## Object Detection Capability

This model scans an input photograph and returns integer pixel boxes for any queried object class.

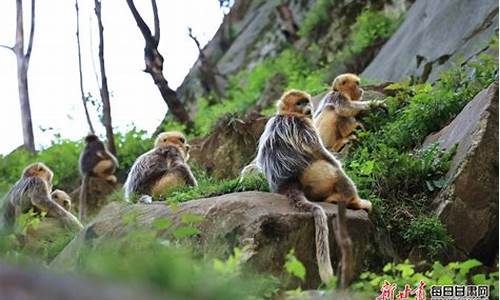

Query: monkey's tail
[333,200,354,288]
[281,184,333,285]
[79,175,89,222]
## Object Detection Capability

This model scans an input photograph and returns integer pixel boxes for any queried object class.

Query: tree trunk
[94,0,116,154]
[16,60,35,153]
[76,0,94,134]
[12,0,36,153]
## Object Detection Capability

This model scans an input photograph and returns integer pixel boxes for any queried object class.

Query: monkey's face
[277,90,313,118]
[23,163,54,189]
[333,74,363,101]
[51,190,72,211]
[155,131,191,160]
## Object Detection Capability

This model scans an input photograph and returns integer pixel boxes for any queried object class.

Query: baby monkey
[0,163,83,231]
[124,131,198,203]
[314,73,385,152]
[79,134,118,221]
[51,189,72,212]
[256,90,371,285]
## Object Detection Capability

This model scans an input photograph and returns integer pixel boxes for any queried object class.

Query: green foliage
[115,127,154,179]
[298,0,335,38]
[352,260,499,299]
[161,169,269,203]
[175,49,326,137]
[348,10,402,55]
[77,229,278,300]
[15,209,44,235]
[403,216,453,259]
[284,249,306,282]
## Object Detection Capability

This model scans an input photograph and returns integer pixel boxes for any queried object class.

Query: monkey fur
[124,131,198,203]
[79,134,118,221]
[256,90,371,285]
[314,73,385,152]
[0,163,83,232]
[51,189,72,212]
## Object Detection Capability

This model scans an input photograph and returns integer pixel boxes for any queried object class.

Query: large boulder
[362,0,498,82]
[190,116,268,178]
[424,82,498,264]
[52,192,377,288]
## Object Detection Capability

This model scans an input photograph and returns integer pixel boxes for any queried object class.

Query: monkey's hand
[369,99,386,109]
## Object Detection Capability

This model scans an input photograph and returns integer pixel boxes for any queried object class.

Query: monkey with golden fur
[124,131,198,204]
[79,134,119,221]
[0,163,83,232]
[256,90,371,285]
[51,189,72,212]
[314,73,385,152]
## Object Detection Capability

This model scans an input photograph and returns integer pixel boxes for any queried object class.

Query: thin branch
[125,0,155,45]
[75,0,95,134]
[89,15,101,90]
[151,0,160,44]
[0,45,14,52]
[25,0,35,61]
[187,27,202,52]
[15,0,24,55]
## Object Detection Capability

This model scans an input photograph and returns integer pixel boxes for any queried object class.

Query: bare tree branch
[125,0,155,46]
[94,0,116,154]
[125,0,193,129]
[25,0,35,61]
[0,45,14,52]
[75,0,95,134]
[151,0,160,45]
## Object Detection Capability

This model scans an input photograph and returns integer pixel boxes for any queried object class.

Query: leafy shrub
[352,260,499,299]
[299,0,335,38]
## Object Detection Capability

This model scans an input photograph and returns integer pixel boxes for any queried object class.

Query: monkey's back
[256,115,321,192]
[124,145,183,197]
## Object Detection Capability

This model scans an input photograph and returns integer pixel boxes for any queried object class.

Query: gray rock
[52,191,375,288]
[424,82,498,264]
[0,262,170,300]
[362,0,498,83]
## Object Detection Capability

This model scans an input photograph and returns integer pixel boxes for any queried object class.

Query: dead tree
[126,0,193,129]
[0,0,36,153]
[76,0,95,134]
[94,0,116,154]
[187,27,225,100]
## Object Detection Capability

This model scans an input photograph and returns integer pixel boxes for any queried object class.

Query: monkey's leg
[79,175,89,222]
[279,182,333,284]
[348,197,372,212]
[173,165,198,187]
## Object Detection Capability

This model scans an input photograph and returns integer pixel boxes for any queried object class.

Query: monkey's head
[84,134,100,144]
[155,131,191,160]
[277,90,313,118]
[51,189,72,211]
[332,73,363,101]
[22,162,54,189]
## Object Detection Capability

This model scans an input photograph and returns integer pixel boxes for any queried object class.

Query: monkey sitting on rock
[124,131,198,203]
[314,73,385,152]
[256,90,371,285]
[79,134,119,221]
[0,163,83,232]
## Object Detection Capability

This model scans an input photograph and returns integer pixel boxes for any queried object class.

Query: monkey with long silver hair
[124,131,198,203]
[0,163,83,232]
[256,90,371,286]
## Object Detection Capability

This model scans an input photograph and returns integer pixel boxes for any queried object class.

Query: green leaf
[472,274,488,284]
[458,259,482,276]
[284,249,306,282]
[180,213,204,224]
[173,226,200,238]
[151,218,172,230]
[437,275,454,285]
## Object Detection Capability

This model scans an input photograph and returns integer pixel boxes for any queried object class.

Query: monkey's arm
[97,150,119,167]
[29,179,83,231]
[335,100,385,117]
[172,164,198,187]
